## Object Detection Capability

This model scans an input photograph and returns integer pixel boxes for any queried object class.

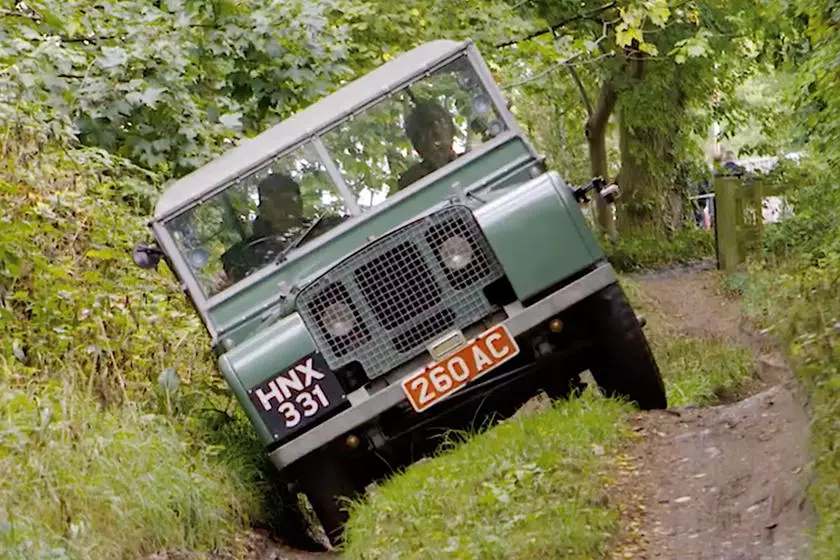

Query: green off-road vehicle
[134,40,666,546]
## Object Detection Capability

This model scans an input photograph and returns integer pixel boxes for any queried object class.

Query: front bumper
[268,262,618,470]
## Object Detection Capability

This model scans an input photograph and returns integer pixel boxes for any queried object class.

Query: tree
[497,0,799,235]
[797,0,840,164]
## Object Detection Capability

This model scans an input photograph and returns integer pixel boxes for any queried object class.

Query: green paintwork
[210,137,534,338]
[219,168,605,445]
[219,312,317,445]
[554,176,606,261]
[473,171,604,301]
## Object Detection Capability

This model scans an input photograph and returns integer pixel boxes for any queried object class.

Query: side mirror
[573,177,620,205]
[132,243,163,269]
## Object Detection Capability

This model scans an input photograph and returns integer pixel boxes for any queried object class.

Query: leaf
[219,112,243,130]
[141,87,165,107]
[158,368,180,393]
[99,46,128,69]
[85,248,121,260]
[616,27,644,47]
[646,0,671,27]
[638,42,659,56]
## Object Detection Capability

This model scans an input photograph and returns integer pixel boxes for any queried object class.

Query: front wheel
[584,282,667,410]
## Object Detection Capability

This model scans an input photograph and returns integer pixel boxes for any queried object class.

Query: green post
[715,176,741,272]
[753,178,764,244]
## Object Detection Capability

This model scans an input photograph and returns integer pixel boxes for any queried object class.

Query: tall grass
[0,138,267,558]
[604,227,715,273]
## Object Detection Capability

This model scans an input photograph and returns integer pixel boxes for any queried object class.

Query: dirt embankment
[611,271,811,560]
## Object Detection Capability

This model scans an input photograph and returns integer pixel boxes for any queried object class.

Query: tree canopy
[0,0,821,231]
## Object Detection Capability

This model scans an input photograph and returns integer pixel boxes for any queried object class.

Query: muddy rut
[610,270,811,560]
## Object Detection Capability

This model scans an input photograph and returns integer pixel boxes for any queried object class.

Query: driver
[221,173,305,282]
[397,100,458,191]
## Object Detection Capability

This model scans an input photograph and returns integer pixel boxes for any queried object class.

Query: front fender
[219,312,317,445]
[474,171,605,301]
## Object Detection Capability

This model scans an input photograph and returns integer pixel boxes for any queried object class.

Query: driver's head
[405,101,456,168]
[257,173,302,229]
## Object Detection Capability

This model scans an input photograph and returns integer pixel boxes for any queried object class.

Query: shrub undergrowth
[604,227,715,273]
[0,138,267,558]
[741,156,840,555]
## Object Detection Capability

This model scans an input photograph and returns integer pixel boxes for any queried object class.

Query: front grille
[354,242,442,330]
[297,205,504,379]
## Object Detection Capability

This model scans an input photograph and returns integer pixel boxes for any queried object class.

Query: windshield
[324,55,508,209]
[166,143,349,297]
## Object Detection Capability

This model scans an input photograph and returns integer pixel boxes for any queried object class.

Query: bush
[743,155,840,556]
[604,227,715,272]
[0,143,269,558]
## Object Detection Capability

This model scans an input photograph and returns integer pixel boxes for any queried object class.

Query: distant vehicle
[133,39,665,546]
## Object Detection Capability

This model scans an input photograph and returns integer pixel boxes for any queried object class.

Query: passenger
[252,173,306,238]
[397,100,458,191]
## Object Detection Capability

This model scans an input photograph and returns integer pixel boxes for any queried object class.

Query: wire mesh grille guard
[297,205,504,379]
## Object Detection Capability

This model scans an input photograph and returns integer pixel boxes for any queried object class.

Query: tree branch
[495,2,617,48]
[567,65,593,117]
[586,80,617,140]
[0,8,40,20]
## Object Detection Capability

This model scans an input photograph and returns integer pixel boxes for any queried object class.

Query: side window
[323,56,508,211]
[166,143,348,297]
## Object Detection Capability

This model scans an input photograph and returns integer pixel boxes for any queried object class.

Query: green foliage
[742,165,840,555]
[759,156,838,263]
[343,392,632,559]
[0,386,256,560]
[0,138,276,558]
[0,0,525,183]
[604,227,715,272]
[797,0,840,164]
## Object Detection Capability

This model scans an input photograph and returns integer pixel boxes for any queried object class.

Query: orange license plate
[401,324,520,413]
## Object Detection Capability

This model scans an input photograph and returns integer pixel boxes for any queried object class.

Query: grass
[0,385,257,560]
[603,227,715,273]
[342,393,633,559]
[0,143,275,559]
[652,337,754,407]
[742,256,840,556]
[342,274,758,558]
[622,277,756,408]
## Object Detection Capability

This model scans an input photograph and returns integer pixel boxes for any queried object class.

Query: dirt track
[610,271,811,559]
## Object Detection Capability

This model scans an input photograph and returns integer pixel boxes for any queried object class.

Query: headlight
[323,302,356,337]
[439,235,474,271]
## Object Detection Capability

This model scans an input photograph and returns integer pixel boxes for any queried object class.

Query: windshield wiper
[275,214,324,264]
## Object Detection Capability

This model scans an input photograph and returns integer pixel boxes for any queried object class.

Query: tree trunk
[585,81,618,240]
[615,119,672,232]
[615,72,685,233]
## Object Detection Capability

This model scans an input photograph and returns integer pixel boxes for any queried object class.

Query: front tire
[584,282,667,410]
